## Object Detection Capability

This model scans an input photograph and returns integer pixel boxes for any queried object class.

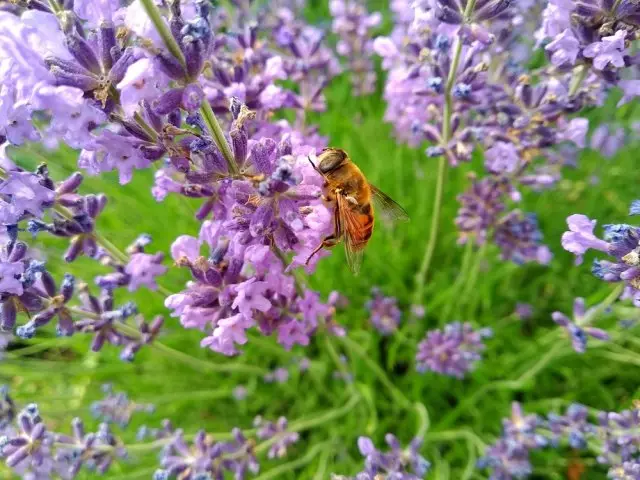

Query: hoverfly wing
[369,184,409,225]
[336,194,366,275]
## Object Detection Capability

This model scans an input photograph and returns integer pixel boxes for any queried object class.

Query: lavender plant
[1,0,640,479]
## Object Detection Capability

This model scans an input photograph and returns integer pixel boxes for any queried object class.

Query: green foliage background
[2,2,640,479]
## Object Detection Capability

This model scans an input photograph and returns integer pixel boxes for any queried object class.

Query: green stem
[200,100,238,175]
[414,402,431,439]
[323,336,359,398]
[146,332,268,375]
[438,240,474,317]
[577,284,624,327]
[426,428,487,452]
[139,0,187,70]
[436,341,565,429]
[464,241,488,319]
[339,335,411,409]
[413,0,476,302]
[68,307,265,375]
[568,64,589,97]
[413,155,447,304]
[288,394,360,433]
[253,442,333,480]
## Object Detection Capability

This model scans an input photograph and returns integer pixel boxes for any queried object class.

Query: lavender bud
[109,48,137,84]
[49,66,99,91]
[156,52,185,80]
[57,172,83,194]
[1,300,17,331]
[61,273,75,301]
[183,37,205,79]
[40,271,57,297]
[65,34,101,73]
[153,88,184,115]
[64,237,83,262]
[231,128,248,167]
[98,22,116,70]
[181,84,204,111]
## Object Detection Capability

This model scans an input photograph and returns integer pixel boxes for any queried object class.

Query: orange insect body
[306,148,408,274]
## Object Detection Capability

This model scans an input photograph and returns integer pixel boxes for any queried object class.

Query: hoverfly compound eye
[318,148,347,173]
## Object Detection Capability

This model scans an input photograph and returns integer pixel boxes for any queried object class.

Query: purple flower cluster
[0,391,127,479]
[0,384,303,480]
[365,287,402,335]
[254,416,299,459]
[332,434,430,479]
[370,0,637,264]
[480,401,640,479]
[330,0,382,96]
[415,321,492,378]
[153,425,277,480]
[538,1,640,88]
[0,0,353,358]
[90,383,155,427]
[561,201,640,306]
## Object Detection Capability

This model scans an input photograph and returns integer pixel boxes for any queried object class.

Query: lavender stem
[139,0,187,70]
[414,0,478,304]
[200,99,238,175]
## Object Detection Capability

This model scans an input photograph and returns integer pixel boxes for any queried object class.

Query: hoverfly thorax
[306,147,409,274]
[317,148,348,174]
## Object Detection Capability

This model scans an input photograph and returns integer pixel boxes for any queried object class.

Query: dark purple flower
[0,404,52,471]
[494,212,552,265]
[365,287,401,335]
[416,322,492,378]
[547,403,595,449]
[344,434,430,479]
[90,384,154,427]
[255,416,299,459]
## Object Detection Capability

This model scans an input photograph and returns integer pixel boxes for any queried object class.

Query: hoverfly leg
[305,234,339,266]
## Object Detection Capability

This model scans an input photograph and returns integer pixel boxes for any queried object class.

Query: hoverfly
[305,148,409,274]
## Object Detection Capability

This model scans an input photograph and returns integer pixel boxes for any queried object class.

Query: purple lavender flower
[552,298,610,353]
[0,404,52,471]
[479,403,548,479]
[330,0,381,96]
[485,142,520,175]
[455,176,512,245]
[562,205,640,305]
[90,384,154,427]
[494,212,552,265]
[263,367,290,384]
[161,101,339,356]
[502,403,548,450]
[561,214,610,265]
[545,29,580,67]
[583,30,627,71]
[340,434,430,479]
[416,322,492,378]
[55,419,127,476]
[547,403,595,449]
[514,303,533,320]
[124,253,167,292]
[156,427,259,480]
[365,287,401,335]
[255,416,299,459]
[477,438,534,479]
[590,124,626,158]
[0,171,54,225]
[0,240,47,332]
